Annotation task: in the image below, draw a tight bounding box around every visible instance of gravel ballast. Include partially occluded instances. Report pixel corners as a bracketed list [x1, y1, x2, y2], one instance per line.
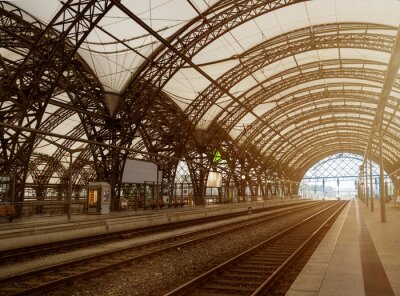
[38, 203, 329, 296]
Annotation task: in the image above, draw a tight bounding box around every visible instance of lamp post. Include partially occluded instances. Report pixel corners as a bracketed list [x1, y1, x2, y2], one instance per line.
[337, 178, 340, 199]
[370, 158, 374, 211]
[365, 162, 369, 207]
[379, 129, 386, 222]
[241, 175, 247, 202]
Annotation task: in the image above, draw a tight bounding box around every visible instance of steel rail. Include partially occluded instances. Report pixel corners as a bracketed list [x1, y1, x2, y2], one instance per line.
[0, 201, 314, 264]
[164, 201, 347, 296]
[0, 201, 327, 295]
[251, 202, 347, 295]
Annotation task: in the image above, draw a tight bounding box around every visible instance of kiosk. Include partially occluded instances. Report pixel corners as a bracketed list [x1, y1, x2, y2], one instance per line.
[87, 182, 111, 214]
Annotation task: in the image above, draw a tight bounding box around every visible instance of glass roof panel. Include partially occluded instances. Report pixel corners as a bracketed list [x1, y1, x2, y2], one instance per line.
[78, 49, 146, 93]
[6, 0, 400, 176]
[229, 75, 259, 97]
[163, 59, 239, 108]
[121, 0, 196, 33]
[196, 103, 227, 130]
[0, 48, 25, 61]
[41, 104, 60, 123]
[193, 0, 400, 66]
[229, 126, 243, 140]
[253, 102, 277, 117]
[339, 48, 391, 65]
[162, 67, 210, 107]
[11, 0, 62, 24]
[50, 113, 80, 135]
[334, 0, 400, 25]
[12, 0, 400, 95]
[253, 59, 295, 81]
[236, 113, 258, 128]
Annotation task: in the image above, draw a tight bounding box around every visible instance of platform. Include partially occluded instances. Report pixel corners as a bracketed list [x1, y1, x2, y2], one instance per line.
[0, 199, 306, 251]
[287, 198, 400, 296]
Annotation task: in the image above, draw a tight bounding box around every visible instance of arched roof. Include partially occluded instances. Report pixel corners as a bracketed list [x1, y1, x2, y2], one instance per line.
[2, 0, 400, 184]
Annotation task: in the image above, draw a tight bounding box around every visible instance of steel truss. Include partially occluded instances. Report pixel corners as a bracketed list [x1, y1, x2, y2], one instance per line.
[1, 3, 275, 205]
[3, 0, 400, 205]
[185, 23, 395, 127]
[250, 88, 400, 156]
[0, 1, 117, 207]
[217, 63, 400, 168]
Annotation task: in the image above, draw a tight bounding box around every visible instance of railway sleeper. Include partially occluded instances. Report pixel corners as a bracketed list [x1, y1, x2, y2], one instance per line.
[40, 275, 68, 282]
[86, 263, 111, 268]
[8, 281, 35, 288]
[239, 259, 284, 266]
[52, 271, 80, 277]
[0, 287, 24, 294]
[221, 272, 268, 279]
[262, 246, 297, 251]
[259, 248, 298, 254]
[248, 255, 290, 261]
[200, 282, 259, 292]
[234, 263, 281, 270]
[227, 268, 276, 274]
[205, 282, 264, 291]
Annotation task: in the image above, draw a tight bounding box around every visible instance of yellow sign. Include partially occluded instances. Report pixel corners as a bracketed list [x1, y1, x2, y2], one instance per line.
[88, 189, 98, 205]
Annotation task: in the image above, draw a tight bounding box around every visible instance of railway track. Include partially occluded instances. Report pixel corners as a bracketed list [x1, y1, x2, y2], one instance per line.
[0, 201, 330, 295]
[0, 201, 314, 263]
[164, 201, 347, 296]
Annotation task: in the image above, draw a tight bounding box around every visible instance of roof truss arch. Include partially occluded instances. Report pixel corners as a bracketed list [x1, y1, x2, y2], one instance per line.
[267, 115, 400, 158]
[4, 0, 400, 194]
[261, 105, 400, 158]
[295, 148, 387, 182]
[236, 86, 393, 146]
[215, 63, 400, 135]
[210, 67, 400, 148]
[281, 130, 398, 170]
[185, 22, 396, 128]
[297, 145, 395, 179]
[278, 124, 398, 165]
[245, 91, 400, 150]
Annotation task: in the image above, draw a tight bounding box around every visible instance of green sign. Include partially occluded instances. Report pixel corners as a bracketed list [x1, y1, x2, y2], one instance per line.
[213, 150, 222, 163]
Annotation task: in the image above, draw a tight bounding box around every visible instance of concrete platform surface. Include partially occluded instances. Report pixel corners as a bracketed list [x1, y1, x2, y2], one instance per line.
[287, 198, 400, 296]
[0, 199, 306, 251]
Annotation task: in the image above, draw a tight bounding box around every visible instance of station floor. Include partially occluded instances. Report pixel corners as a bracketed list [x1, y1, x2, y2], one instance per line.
[287, 198, 400, 296]
[1, 198, 398, 296]
[0, 199, 298, 233]
[0, 199, 304, 251]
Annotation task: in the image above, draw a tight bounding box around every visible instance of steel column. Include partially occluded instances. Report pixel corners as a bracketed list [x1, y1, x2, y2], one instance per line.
[379, 129, 386, 222]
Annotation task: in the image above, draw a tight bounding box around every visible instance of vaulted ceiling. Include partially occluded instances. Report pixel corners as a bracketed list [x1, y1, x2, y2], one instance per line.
[1, 0, 400, 191]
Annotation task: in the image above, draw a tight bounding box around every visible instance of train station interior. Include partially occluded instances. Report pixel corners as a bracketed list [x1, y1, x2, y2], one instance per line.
[1, 0, 400, 295]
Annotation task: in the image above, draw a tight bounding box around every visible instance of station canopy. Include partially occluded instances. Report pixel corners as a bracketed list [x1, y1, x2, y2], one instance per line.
[2, 0, 400, 182]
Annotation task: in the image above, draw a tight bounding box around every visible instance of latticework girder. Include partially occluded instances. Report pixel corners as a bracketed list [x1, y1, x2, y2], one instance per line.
[271, 116, 400, 163]
[2, 0, 400, 203]
[217, 62, 400, 175]
[186, 23, 396, 127]
[216, 65, 395, 134]
[282, 128, 397, 169]
[250, 94, 400, 159]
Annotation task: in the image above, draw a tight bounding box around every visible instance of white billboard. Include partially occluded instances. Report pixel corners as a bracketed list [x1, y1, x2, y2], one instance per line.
[207, 171, 222, 188]
[122, 159, 162, 183]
